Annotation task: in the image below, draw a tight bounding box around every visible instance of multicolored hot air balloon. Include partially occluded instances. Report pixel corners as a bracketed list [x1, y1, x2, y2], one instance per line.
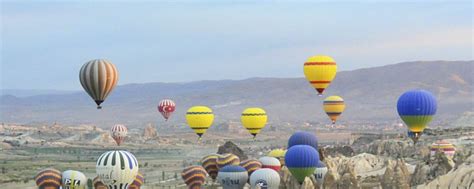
[158, 99, 176, 121]
[185, 106, 214, 139]
[181, 165, 207, 189]
[323, 96, 345, 124]
[79, 59, 118, 109]
[250, 168, 281, 189]
[61, 170, 87, 189]
[201, 154, 219, 181]
[397, 90, 437, 141]
[240, 159, 262, 176]
[217, 153, 240, 169]
[93, 176, 107, 189]
[314, 162, 328, 186]
[111, 124, 128, 146]
[217, 165, 248, 189]
[430, 140, 456, 159]
[35, 168, 62, 189]
[96, 150, 139, 189]
[268, 149, 287, 166]
[258, 156, 281, 172]
[288, 131, 318, 151]
[129, 172, 144, 189]
[241, 107, 268, 138]
[285, 145, 320, 184]
[303, 55, 337, 96]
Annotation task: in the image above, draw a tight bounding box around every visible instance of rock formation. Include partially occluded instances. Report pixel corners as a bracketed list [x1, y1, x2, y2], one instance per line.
[217, 141, 247, 160]
[143, 124, 158, 139]
[415, 155, 474, 189]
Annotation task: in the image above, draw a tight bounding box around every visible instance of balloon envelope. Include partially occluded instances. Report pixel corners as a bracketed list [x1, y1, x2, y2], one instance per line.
[288, 131, 318, 151]
[268, 149, 287, 166]
[111, 124, 128, 146]
[62, 170, 87, 189]
[35, 168, 62, 189]
[303, 55, 337, 95]
[79, 59, 118, 109]
[181, 165, 207, 189]
[431, 140, 456, 159]
[285, 145, 320, 184]
[185, 106, 214, 138]
[397, 90, 437, 133]
[314, 162, 328, 185]
[217, 153, 240, 169]
[201, 154, 219, 181]
[96, 150, 139, 189]
[158, 99, 176, 121]
[240, 159, 262, 176]
[250, 168, 281, 189]
[323, 96, 345, 124]
[241, 107, 268, 138]
[129, 172, 144, 189]
[258, 156, 281, 172]
[217, 165, 248, 189]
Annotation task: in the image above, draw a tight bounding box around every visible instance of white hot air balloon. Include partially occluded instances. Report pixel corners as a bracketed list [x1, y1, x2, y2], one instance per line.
[217, 165, 248, 189]
[62, 170, 87, 189]
[250, 168, 280, 189]
[96, 150, 139, 189]
[314, 162, 328, 186]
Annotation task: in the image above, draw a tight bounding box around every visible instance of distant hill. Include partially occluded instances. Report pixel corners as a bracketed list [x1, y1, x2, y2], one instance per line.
[0, 61, 472, 127]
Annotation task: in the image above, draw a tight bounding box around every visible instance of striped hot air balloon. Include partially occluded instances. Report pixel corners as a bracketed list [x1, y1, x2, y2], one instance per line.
[79, 59, 118, 109]
[61, 170, 87, 189]
[397, 90, 437, 139]
[181, 165, 207, 189]
[240, 159, 262, 176]
[241, 107, 268, 138]
[250, 168, 281, 189]
[217, 154, 240, 169]
[129, 172, 144, 189]
[158, 99, 176, 121]
[111, 124, 128, 146]
[185, 106, 214, 139]
[268, 149, 287, 166]
[258, 156, 281, 172]
[303, 55, 337, 96]
[201, 154, 219, 181]
[323, 96, 346, 124]
[96, 150, 139, 189]
[430, 140, 456, 159]
[288, 131, 318, 151]
[93, 176, 107, 189]
[217, 165, 248, 189]
[35, 168, 62, 189]
[285, 145, 320, 184]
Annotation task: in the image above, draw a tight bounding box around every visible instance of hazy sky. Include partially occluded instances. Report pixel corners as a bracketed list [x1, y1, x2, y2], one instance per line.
[1, 0, 472, 90]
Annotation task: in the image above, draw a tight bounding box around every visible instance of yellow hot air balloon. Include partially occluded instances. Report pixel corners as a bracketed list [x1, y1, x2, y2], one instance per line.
[241, 107, 268, 138]
[185, 106, 214, 139]
[303, 55, 337, 96]
[323, 96, 345, 124]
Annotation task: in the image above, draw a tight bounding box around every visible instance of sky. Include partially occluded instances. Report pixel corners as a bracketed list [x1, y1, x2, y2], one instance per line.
[1, 0, 472, 90]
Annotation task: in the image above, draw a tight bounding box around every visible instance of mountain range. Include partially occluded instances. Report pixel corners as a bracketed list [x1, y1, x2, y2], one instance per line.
[1, 60, 472, 127]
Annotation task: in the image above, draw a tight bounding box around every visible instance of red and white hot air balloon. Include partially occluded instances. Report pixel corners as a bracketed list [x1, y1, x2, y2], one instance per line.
[111, 124, 128, 146]
[158, 99, 176, 121]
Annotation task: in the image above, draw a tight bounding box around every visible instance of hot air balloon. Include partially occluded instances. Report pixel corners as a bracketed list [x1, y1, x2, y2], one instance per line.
[430, 140, 456, 159]
[217, 165, 248, 189]
[397, 90, 437, 141]
[250, 168, 280, 189]
[111, 124, 128, 146]
[185, 106, 214, 139]
[241, 107, 268, 138]
[79, 59, 118, 109]
[96, 150, 139, 189]
[268, 149, 287, 166]
[314, 161, 328, 186]
[285, 145, 320, 184]
[303, 55, 337, 96]
[240, 159, 262, 176]
[129, 172, 144, 189]
[181, 165, 207, 189]
[62, 170, 87, 189]
[158, 99, 176, 121]
[258, 156, 281, 172]
[217, 153, 240, 169]
[35, 168, 62, 189]
[323, 96, 345, 124]
[407, 130, 422, 144]
[201, 154, 219, 181]
[288, 131, 318, 151]
[93, 176, 107, 189]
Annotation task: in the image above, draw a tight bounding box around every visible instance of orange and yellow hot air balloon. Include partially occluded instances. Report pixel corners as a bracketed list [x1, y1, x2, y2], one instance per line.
[303, 55, 337, 96]
[323, 96, 345, 124]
